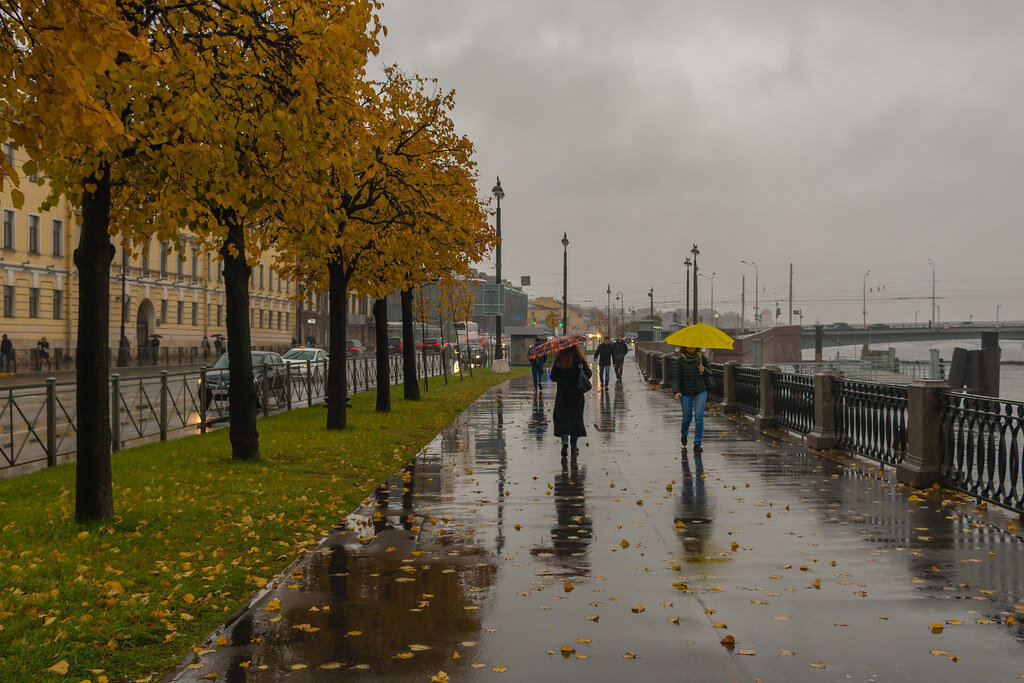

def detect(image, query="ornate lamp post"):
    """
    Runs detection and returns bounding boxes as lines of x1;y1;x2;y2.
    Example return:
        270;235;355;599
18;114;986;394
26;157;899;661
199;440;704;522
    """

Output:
616;291;623;335
117;249;129;366
684;257;692;324
691;244;700;322
492;177;504;359
561;233;569;334
862;270;871;328
606;284;612;338
741;259;758;330
648;287;654;321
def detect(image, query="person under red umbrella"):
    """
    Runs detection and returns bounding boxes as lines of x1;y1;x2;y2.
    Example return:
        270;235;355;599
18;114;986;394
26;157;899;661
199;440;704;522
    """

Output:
549;343;592;460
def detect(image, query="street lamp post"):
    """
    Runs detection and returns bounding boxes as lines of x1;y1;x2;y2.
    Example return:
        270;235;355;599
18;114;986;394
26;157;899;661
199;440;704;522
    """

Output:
741;259;758;330
648;287;654;322
561;232;569;335
616;291;623;336
862;270;871;327
997;303;1002;327
684;257;692;324
928;258;936;328
700;272;716;326
691;244;700;322
118;249;129;366
492;177;504;359
606;284;611;339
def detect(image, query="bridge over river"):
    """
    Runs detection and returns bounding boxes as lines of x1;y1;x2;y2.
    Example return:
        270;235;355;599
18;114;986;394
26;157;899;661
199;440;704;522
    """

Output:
799;323;1024;350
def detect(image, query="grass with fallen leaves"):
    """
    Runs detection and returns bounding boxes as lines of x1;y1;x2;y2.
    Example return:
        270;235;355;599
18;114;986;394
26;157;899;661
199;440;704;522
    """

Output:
0;367;525;681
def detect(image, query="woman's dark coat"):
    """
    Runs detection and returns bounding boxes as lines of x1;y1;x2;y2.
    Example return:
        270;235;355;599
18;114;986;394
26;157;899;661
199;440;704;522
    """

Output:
550;359;592;438
670;351;707;396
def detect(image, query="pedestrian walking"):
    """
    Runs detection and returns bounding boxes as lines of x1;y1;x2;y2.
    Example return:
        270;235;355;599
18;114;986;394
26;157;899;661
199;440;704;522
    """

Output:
671;346;709;453
37;336;50;371
593;338;613;388
549;344;592;460
0;334;13;371
214;336;225;358
611;334;630;381
150;335;160;365
200;335;211;360
528;337;548;390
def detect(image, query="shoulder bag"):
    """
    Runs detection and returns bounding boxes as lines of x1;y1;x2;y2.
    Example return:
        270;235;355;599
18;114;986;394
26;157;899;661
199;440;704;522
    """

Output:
577;362;592;393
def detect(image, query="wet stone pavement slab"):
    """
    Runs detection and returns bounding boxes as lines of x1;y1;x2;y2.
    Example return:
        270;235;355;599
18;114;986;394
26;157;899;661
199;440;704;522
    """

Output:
170;366;1024;682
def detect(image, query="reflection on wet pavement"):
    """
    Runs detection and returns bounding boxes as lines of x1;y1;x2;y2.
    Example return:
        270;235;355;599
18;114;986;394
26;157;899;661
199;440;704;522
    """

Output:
171;365;1024;681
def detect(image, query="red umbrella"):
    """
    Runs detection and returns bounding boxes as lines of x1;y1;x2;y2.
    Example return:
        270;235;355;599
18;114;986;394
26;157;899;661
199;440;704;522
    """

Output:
528;333;588;359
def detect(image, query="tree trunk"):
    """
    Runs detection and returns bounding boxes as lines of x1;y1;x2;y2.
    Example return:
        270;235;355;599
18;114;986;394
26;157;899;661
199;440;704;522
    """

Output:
326;260;349;429
74;167;115;522
437;307;448;385
220;212;259;461
373;297;390;412
401;288;420;401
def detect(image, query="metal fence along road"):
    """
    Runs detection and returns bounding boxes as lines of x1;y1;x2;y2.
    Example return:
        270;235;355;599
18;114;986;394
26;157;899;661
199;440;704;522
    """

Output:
0;353;453;478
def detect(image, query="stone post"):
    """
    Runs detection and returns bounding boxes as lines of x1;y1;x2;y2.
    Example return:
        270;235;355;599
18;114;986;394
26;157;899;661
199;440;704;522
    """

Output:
896;379;949;487
721;361;740;413
649;352;663;386
806;371;839;449
753;365;777;430
660;354;674;390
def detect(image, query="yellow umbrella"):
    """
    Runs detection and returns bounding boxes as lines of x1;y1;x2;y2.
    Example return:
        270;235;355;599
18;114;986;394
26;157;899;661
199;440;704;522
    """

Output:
664;323;735;349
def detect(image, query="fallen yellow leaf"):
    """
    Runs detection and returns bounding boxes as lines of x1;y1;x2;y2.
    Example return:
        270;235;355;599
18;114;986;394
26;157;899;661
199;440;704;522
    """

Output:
46;660;70;675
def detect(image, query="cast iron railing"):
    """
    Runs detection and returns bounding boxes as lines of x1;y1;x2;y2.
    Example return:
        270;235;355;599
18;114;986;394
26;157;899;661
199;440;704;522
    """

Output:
707;363;724;403
774;372;814;434
734;367;761;416
939;393;1024;514
0;353;453;476
835;379;908;465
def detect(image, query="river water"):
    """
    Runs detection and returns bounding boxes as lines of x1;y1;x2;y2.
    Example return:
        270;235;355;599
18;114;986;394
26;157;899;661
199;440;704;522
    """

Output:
801;339;1024;403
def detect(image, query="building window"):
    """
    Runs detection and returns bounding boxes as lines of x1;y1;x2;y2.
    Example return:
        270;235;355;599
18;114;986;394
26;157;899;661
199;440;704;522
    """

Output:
141;240;150;277
268;269;273;292
3;285;13;317
285;279;290;294
51;219;63;256
276;271;282;292
206;253;211;282
27;214;40;253
28;287;39;318
159;241;169;278
190;301;196;326
160;299;167;323
176;248;183;279
217;261;223;282
217;304;223;326
191;249;198;279
53;289;63;319
3;143;14;167
259;264;264;290
2;209;14;249
176;300;183;325
286;312;290;330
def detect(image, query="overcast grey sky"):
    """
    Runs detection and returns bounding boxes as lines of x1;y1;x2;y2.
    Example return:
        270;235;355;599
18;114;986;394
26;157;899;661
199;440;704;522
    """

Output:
375;1;1024;326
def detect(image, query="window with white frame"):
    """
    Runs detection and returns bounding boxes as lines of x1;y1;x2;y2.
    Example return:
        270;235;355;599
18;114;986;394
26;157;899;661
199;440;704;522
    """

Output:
177;300;183;324
2;285;13;317
27;214;40;253
160;241;169;278
53;289;63;319
28;287;39;318
2;209;14;249
52;219;63;256
191;301;197;326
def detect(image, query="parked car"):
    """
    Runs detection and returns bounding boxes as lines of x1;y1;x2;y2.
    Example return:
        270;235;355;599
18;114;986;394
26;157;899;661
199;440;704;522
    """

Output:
460;343;486;366
200;351;287;408
423;338;442;352
346;339;365;356
282;347;329;376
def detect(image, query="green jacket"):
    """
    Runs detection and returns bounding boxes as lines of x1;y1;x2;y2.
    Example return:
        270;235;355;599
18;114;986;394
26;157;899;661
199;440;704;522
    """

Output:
670;351;707;396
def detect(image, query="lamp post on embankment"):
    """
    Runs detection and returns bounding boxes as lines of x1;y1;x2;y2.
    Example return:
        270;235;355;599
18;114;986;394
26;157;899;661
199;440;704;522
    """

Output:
492;177;504;360
561;232;569;335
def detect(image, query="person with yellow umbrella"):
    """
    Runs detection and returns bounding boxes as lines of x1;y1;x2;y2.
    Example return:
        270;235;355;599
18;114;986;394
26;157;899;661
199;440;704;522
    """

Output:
666;324;734;453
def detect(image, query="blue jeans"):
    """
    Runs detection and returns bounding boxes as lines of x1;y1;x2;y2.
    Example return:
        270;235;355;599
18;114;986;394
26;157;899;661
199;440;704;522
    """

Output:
599;364;611;386
561;435;579;448
531;363;545;387
679;391;707;444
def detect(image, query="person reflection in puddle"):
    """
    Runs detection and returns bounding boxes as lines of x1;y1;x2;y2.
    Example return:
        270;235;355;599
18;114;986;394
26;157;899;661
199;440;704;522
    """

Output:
676;452;712;561
528;391;548;441
531;461;593;574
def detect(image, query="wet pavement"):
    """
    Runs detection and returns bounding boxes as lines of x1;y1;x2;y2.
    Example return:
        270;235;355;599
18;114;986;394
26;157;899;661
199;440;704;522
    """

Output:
171;365;1024;682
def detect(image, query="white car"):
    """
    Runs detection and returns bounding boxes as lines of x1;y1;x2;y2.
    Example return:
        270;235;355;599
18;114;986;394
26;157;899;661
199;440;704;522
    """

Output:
282;347;329;376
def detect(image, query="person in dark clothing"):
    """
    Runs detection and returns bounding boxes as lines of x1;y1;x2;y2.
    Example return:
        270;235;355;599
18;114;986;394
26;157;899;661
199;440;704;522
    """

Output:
37;336;50;370
528;337;548;390
549;344;592;459
0;334;12;371
200;335;211;360
593;339;613;388
611;335;630;381
214;337;225;358
670;346;709;452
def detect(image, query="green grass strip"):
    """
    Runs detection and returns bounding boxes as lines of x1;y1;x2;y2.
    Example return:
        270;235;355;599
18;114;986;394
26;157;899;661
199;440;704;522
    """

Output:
0;367;525;681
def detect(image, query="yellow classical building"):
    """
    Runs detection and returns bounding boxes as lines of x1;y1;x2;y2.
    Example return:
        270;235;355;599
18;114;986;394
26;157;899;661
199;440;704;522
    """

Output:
0;143;300;358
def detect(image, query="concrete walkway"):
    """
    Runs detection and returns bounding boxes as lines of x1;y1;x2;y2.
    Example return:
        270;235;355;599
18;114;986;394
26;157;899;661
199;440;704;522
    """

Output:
171;364;1024;681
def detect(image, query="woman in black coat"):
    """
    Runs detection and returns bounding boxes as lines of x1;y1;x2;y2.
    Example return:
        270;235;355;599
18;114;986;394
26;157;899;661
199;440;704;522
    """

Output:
549;344;592;459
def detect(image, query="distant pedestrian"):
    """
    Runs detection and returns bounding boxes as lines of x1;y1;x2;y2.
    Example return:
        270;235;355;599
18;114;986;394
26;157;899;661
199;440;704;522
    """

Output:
150;335;159;365
291;337;299;347
611;334;630;381
593;338;613;388
37;336;50;371
671;346;709;453
214;336;225;358
549;344;592;460
0;334;12;371
528;337;548;390
200;335;211;360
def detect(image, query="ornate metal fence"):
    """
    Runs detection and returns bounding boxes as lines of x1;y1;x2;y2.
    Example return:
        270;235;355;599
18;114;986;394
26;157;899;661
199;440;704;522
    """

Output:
774;372;814;434
1;353;453;477
734;367;761;416
707;363;724;403
939;393;1024;513
835;380;908;465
